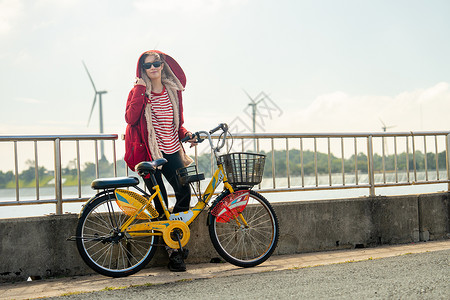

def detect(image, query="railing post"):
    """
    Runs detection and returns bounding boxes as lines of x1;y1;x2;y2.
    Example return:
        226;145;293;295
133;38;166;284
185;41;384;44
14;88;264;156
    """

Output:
34;141;40;200
314;137;318;187
286;138;290;188
412;133;417;182
354;137;359;185
271;138;276;189
446;134;450;192
367;135;375;196
14;141;19;202
54;138;63;215
112;139;117;177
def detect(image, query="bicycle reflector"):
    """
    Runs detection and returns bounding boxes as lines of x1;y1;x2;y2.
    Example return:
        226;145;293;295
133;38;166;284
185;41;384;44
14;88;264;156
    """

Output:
115;189;159;219
211;190;250;223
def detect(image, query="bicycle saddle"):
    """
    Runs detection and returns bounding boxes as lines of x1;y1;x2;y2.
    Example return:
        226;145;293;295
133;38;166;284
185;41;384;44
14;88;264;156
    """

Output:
135;158;168;174
91;176;139;189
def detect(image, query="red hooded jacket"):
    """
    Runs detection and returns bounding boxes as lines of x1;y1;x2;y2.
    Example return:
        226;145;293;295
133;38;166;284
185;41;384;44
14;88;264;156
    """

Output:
124;50;189;171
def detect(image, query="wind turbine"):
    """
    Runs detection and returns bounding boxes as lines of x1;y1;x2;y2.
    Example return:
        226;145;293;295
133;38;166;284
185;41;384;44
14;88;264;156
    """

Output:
243;90;265;134
379;118;396;132
379;118;396;156
242;90;283;151
242;90;283;133
82;61;107;159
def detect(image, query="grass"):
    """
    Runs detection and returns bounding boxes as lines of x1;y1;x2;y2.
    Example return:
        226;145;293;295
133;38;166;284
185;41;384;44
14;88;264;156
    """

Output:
3;174;95;189
176;278;194;283
59;291;85;297
4;175;54;188
101;286;128;291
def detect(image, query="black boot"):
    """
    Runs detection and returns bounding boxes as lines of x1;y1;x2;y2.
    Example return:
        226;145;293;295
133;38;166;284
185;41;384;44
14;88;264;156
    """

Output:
168;251;186;272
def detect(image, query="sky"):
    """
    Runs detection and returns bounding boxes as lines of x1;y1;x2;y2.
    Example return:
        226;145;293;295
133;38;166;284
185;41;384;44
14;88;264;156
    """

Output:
1;0;450;171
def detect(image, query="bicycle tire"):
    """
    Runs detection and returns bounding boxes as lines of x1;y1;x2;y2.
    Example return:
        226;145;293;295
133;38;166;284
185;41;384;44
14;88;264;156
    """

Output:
76;193;159;277
208;189;279;267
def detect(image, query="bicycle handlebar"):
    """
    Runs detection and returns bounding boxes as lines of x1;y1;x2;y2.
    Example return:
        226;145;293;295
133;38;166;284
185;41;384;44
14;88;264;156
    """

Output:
209;123;228;135
180;134;193;143
181;123;229;153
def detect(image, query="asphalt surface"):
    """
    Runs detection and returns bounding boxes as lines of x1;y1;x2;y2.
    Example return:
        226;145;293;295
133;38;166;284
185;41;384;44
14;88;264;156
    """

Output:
1;240;449;299
45;250;449;300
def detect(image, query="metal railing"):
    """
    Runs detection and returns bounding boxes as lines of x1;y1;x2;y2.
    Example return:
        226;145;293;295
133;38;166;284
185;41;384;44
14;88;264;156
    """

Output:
1;131;449;215
0;134;118;214
224;131;450;196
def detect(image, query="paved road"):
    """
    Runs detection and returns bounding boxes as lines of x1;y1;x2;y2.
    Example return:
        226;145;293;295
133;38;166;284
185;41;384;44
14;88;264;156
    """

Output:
46;249;449;300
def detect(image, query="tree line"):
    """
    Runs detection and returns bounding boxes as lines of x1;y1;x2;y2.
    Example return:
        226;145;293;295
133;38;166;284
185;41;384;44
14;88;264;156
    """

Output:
197;149;447;178
0;149;446;189
0;158;127;189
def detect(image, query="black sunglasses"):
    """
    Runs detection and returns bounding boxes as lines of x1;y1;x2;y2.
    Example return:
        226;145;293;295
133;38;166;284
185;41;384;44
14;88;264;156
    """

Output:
142;61;163;69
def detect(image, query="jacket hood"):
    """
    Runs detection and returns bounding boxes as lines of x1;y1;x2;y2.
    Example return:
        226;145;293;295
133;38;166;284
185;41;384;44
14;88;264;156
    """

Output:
136;50;186;90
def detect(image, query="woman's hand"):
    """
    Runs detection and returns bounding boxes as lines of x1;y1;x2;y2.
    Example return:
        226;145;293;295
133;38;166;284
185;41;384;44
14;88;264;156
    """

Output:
185;132;198;148
134;77;146;86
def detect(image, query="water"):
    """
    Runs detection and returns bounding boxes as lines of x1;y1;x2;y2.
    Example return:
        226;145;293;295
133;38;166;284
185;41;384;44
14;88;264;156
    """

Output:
0;172;448;219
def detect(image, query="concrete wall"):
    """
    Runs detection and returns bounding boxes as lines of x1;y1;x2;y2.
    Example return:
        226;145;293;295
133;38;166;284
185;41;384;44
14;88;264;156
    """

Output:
0;192;448;282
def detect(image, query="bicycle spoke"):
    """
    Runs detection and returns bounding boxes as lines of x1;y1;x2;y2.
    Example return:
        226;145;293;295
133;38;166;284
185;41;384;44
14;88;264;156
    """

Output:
76;195;158;277
247;229;270;253
218;230;240;251
85;216;113;233
209;190;279;267
103;244;114;270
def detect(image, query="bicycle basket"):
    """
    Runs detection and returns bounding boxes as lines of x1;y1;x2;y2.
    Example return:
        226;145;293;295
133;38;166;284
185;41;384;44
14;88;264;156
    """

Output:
176;165;205;186
219;152;266;186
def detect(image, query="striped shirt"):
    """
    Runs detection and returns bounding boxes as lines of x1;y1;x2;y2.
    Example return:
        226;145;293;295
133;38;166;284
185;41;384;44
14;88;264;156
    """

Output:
149;87;181;154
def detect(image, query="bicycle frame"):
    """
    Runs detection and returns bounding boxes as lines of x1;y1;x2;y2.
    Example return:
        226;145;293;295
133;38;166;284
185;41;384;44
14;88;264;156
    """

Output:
119;125;248;242
123;162;233;232
169;164;233;225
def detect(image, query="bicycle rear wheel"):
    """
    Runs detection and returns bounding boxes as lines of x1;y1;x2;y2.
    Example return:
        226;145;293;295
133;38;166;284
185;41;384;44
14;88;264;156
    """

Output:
76;193;159;277
208;189;279;267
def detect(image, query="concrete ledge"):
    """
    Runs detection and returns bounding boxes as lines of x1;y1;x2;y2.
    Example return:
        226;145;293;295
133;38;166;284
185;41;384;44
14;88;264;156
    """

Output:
0;192;448;282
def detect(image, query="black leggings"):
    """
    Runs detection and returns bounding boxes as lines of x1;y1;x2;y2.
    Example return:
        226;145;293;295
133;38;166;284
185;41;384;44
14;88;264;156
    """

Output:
143;152;191;215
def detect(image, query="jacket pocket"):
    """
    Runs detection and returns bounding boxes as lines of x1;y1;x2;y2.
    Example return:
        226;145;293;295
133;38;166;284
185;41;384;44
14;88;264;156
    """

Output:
125;142;148;171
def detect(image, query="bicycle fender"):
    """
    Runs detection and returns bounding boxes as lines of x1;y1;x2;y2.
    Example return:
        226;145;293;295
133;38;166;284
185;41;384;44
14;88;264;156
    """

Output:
207;190;230;226
207;188;253;225
210;190;250;223
78;190;115;218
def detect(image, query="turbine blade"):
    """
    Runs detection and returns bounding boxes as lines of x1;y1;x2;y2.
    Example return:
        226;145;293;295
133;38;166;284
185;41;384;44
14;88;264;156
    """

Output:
87;94;97;126
82;60;97;93
261;92;283;115
255;91;265;101
242;89;255;103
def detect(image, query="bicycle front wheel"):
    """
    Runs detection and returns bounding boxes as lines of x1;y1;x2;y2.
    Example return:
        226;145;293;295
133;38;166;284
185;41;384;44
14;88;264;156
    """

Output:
208;189;279;267
76;193;159;277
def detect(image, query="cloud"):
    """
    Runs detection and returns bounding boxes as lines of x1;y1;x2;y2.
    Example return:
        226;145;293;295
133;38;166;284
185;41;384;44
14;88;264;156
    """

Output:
0;121;93;135
276;82;450;133
15;97;43;104
0;0;23;35
133;0;247;14
417;82;449;104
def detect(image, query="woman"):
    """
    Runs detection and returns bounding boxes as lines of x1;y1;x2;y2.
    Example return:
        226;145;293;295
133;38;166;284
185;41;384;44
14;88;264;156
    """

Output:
124;50;196;272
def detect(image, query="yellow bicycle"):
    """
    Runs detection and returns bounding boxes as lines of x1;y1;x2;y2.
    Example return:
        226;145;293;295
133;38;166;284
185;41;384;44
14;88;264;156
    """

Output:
75;123;279;277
